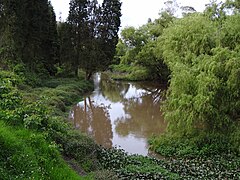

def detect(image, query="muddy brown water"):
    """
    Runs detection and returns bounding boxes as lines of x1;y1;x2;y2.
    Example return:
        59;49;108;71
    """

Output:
69;73;167;156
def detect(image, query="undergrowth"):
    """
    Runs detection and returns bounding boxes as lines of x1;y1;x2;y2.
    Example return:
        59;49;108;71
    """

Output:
149;130;240;157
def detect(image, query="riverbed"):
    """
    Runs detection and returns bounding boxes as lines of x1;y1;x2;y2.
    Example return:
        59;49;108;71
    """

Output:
70;73;167;156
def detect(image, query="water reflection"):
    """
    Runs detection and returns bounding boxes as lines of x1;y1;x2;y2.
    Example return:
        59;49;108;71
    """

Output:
70;73;167;156
100;73;130;103
115;95;166;138
71;97;113;148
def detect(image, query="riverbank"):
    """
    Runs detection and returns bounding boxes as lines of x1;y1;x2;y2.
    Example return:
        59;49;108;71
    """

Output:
109;64;169;83
0;71;101;179
109;64;151;81
1;70;239;179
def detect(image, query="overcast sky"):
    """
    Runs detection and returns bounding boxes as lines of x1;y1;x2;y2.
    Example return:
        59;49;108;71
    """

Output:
50;0;216;28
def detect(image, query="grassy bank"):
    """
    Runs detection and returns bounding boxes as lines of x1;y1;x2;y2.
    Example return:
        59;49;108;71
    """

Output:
0;70;99;179
0;121;82;179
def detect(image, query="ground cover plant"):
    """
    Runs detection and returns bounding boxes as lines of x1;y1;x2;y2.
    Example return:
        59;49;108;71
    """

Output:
97;147;240;179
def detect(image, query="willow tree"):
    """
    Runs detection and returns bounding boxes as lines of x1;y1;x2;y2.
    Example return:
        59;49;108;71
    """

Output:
154;11;240;154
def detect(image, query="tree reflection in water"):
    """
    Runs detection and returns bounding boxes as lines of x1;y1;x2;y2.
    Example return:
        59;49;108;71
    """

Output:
114;83;167;138
100;73;130;103
71;97;113;148
70;73;167;155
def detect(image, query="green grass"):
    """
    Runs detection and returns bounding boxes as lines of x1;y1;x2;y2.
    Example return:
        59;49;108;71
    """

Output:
20;77;99;173
0;121;82;180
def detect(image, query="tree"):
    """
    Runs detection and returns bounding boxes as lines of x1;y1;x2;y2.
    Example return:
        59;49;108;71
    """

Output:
163;0;179;17
57;22;75;72
118;26;148;65
157;14;217;68
97;0;122;72
67;0;121;79
0;0;18;67
0;0;59;75
225;0;240;13
136;41;169;83
40;2;59;75
181;6;196;16
114;9;174;81
67;0;89;76
220;14;240;49
157;12;240;140
79;0;102;80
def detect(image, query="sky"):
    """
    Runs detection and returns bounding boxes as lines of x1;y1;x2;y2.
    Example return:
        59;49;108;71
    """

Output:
50;0;215;28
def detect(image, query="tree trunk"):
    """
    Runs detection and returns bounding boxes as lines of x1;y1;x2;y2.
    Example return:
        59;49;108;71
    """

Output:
85;71;92;80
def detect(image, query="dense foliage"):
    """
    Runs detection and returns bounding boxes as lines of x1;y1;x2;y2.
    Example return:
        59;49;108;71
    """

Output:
111;13;172;82
151;1;240;157
112;0;197;82
0;0;58;75
0;0;122;178
0;0;121;80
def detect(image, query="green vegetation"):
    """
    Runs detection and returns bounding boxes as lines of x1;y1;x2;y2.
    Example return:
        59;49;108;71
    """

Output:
0;121;82;180
110;0;239;178
59;0;121;79
0;0;121;80
150;1;240;158
110;64;150;81
97;147;239;179
0;0;122;178
0;71;99;179
1;0;240;179
111;18;171;82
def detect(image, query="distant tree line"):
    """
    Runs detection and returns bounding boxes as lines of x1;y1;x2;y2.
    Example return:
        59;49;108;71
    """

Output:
0;0;121;80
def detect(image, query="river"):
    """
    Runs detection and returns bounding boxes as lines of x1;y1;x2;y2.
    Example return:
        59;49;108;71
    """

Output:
69;73;167;156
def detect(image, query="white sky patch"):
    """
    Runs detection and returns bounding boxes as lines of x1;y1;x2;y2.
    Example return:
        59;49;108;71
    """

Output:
50;0;222;28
